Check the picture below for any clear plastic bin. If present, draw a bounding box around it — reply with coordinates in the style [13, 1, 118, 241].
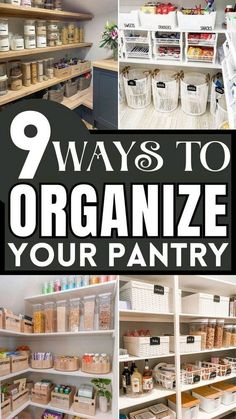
[97, 293, 112, 330]
[189, 319, 207, 350]
[223, 325, 232, 348]
[69, 298, 81, 332]
[33, 304, 45, 333]
[44, 302, 56, 333]
[56, 300, 67, 332]
[206, 319, 216, 349]
[214, 319, 224, 348]
[83, 295, 96, 331]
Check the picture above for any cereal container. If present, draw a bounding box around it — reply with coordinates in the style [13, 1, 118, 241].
[214, 319, 224, 348]
[83, 295, 96, 331]
[97, 292, 113, 330]
[44, 301, 56, 333]
[0, 19, 9, 36]
[33, 303, 45, 333]
[231, 325, 236, 346]
[223, 325, 232, 347]
[57, 300, 68, 332]
[206, 319, 216, 349]
[189, 319, 207, 350]
[69, 298, 81, 332]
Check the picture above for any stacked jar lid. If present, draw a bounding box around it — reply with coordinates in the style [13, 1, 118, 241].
[0, 19, 9, 52]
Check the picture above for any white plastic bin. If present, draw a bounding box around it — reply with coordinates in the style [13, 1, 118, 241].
[192, 387, 222, 413]
[211, 382, 236, 405]
[120, 280, 171, 312]
[210, 75, 224, 115]
[177, 11, 216, 31]
[119, 11, 140, 29]
[170, 335, 201, 354]
[152, 70, 179, 113]
[182, 292, 230, 317]
[139, 11, 177, 30]
[215, 95, 228, 129]
[124, 335, 169, 357]
[168, 393, 200, 419]
[180, 72, 209, 116]
[123, 69, 151, 109]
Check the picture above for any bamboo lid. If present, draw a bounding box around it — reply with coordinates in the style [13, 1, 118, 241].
[168, 392, 200, 408]
[211, 381, 236, 392]
[193, 386, 223, 399]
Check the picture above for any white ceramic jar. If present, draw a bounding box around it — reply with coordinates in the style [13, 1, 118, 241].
[24, 20, 36, 36]
[36, 35, 47, 48]
[0, 36, 10, 52]
[25, 35, 36, 49]
[0, 19, 8, 36]
[11, 35, 24, 51]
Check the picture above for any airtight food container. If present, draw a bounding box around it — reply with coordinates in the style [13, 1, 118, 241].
[192, 386, 222, 413]
[168, 393, 200, 419]
[211, 381, 236, 405]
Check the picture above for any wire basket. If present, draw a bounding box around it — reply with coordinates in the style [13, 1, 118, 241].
[123, 68, 151, 109]
[78, 72, 92, 91]
[215, 95, 228, 129]
[152, 69, 179, 113]
[202, 361, 232, 377]
[64, 79, 78, 98]
[180, 72, 209, 116]
[153, 363, 177, 390]
[181, 364, 202, 385]
[226, 357, 236, 373]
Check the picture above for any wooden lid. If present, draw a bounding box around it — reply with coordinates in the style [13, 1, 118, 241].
[211, 381, 236, 392]
[168, 392, 200, 408]
[193, 386, 223, 399]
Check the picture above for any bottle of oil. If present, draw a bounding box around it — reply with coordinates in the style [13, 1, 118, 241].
[142, 359, 153, 393]
[122, 362, 131, 395]
[131, 366, 142, 396]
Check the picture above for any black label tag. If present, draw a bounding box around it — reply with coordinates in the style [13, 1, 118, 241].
[187, 336, 195, 344]
[226, 368, 232, 375]
[193, 375, 201, 383]
[156, 82, 166, 89]
[200, 26, 212, 31]
[215, 87, 224, 94]
[128, 80, 136, 86]
[187, 85, 197, 92]
[154, 285, 164, 295]
[214, 295, 220, 303]
[150, 337, 160, 345]
[158, 25, 171, 30]
[124, 23, 135, 28]
[210, 371, 217, 379]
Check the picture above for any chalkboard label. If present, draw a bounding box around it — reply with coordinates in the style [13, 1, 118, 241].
[187, 85, 197, 92]
[124, 23, 135, 28]
[226, 368, 232, 375]
[128, 80, 136, 86]
[158, 25, 171, 30]
[214, 295, 220, 303]
[154, 285, 164, 295]
[193, 375, 201, 383]
[215, 87, 224, 94]
[200, 26, 212, 31]
[156, 82, 166, 89]
[210, 371, 217, 379]
[187, 336, 195, 344]
[150, 337, 160, 345]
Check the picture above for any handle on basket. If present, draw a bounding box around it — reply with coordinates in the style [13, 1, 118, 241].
[177, 70, 184, 80]
[143, 69, 152, 77]
[152, 68, 160, 77]
[206, 73, 211, 84]
[121, 66, 130, 76]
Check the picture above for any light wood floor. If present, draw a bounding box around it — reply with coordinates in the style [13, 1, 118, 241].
[119, 101, 215, 130]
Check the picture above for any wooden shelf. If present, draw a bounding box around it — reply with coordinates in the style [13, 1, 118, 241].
[0, 3, 93, 21]
[0, 68, 92, 107]
[0, 42, 92, 61]
[62, 86, 93, 110]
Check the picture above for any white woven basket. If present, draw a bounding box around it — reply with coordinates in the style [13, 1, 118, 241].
[215, 95, 228, 129]
[123, 335, 169, 357]
[152, 70, 179, 113]
[123, 69, 151, 109]
[180, 72, 209, 116]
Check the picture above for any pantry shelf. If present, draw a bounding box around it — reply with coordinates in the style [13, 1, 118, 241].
[119, 386, 175, 410]
[0, 367, 113, 381]
[181, 372, 236, 392]
[25, 280, 116, 303]
[0, 67, 92, 107]
[120, 56, 222, 69]
[179, 275, 236, 296]
[0, 42, 92, 61]
[0, 329, 115, 338]
[0, 3, 93, 21]
[119, 353, 175, 362]
[30, 401, 112, 419]
[119, 309, 174, 322]
[6, 401, 31, 419]
[197, 400, 236, 419]
[181, 346, 236, 356]
[180, 313, 236, 323]
[62, 86, 93, 110]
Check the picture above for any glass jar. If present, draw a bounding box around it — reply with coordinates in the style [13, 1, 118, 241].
[75, 276, 82, 288]
[0, 36, 10, 52]
[206, 319, 216, 349]
[69, 298, 81, 332]
[47, 57, 54, 79]
[81, 275, 90, 287]
[37, 35, 46, 48]
[48, 21, 59, 32]
[5, 0, 20, 4]
[100, 275, 108, 283]
[223, 325, 232, 347]
[80, 28, 84, 43]
[32, 0, 44, 7]
[61, 25, 68, 45]
[10, 35, 24, 51]
[54, 278, 61, 292]
[25, 35, 36, 49]
[214, 319, 224, 348]
[10, 74, 23, 91]
[54, 0, 62, 9]
[90, 276, 100, 285]
[44, 301, 56, 333]
[0, 62, 7, 77]
[74, 27, 79, 43]
[31, 61, 37, 84]
[68, 276, 75, 289]
[21, 0, 32, 5]
[44, 0, 53, 9]
[189, 319, 207, 350]
[33, 303, 45, 333]
[61, 277, 68, 291]
[36, 21, 46, 36]
[47, 279, 54, 294]
[9, 60, 22, 77]
[98, 292, 112, 330]
[37, 60, 44, 82]
[47, 31, 59, 47]
[231, 325, 236, 346]
[68, 23, 75, 44]
[0, 19, 8, 36]
[56, 300, 67, 332]
[83, 295, 96, 331]
[24, 20, 35, 36]
[0, 75, 8, 96]
[42, 281, 48, 294]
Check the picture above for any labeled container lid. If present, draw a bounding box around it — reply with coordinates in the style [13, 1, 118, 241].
[168, 392, 200, 408]
[193, 385, 223, 399]
[211, 381, 236, 392]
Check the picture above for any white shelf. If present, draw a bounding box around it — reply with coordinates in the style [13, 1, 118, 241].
[119, 386, 175, 409]
[119, 353, 175, 362]
[181, 346, 236, 356]
[6, 401, 30, 419]
[180, 313, 236, 323]
[0, 329, 115, 338]
[121, 26, 227, 34]
[0, 367, 113, 381]
[181, 372, 236, 392]
[120, 56, 222, 68]
[222, 57, 236, 129]
[197, 401, 236, 419]
[119, 309, 174, 322]
[179, 276, 236, 296]
[25, 281, 117, 303]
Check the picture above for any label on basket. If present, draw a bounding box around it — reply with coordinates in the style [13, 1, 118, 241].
[210, 371, 217, 379]
[226, 368, 232, 375]
[186, 336, 195, 344]
[124, 23, 135, 28]
[215, 87, 224, 94]
[154, 285, 164, 295]
[213, 295, 220, 303]
[200, 26, 212, 31]
[158, 25, 171, 30]
[128, 80, 136, 86]
[156, 82, 166, 89]
[150, 336, 161, 345]
[187, 85, 197, 92]
[193, 375, 201, 383]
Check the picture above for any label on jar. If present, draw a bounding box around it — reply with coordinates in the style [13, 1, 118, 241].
[37, 36, 47, 47]
[143, 377, 153, 391]
[150, 336, 160, 345]
[132, 378, 140, 393]
[0, 23, 8, 36]
[0, 38, 9, 51]
[154, 285, 164, 295]
[25, 38, 36, 49]
[24, 26, 36, 36]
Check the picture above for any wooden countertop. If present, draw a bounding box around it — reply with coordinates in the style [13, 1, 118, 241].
[92, 59, 118, 72]
[62, 87, 93, 110]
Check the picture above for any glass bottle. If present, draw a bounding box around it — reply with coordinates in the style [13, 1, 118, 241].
[142, 359, 153, 393]
[130, 361, 137, 375]
[131, 367, 143, 396]
[122, 362, 131, 395]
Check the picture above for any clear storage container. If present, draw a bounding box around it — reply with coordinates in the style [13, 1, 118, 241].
[189, 319, 207, 350]
[211, 381, 236, 405]
[83, 295, 96, 331]
[31, 61, 37, 84]
[223, 325, 232, 347]
[231, 325, 236, 346]
[0, 19, 9, 36]
[214, 319, 224, 348]
[37, 60, 43, 82]
[56, 300, 67, 332]
[9, 60, 22, 77]
[206, 319, 216, 349]
[0, 75, 8, 96]
[98, 292, 112, 330]
[10, 74, 22, 91]
[0, 36, 9, 52]
[0, 62, 7, 77]
[192, 387, 222, 413]
[33, 303, 45, 333]
[25, 35, 36, 49]
[44, 302, 56, 333]
[10, 35, 24, 51]
[168, 393, 200, 419]
[69, 298, 81, 332]
[36, 21, 47, 36]
[24, 20, 35, 36]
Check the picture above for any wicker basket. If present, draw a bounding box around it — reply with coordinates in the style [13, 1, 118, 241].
[215, 95, 228, 129]
[64, 79, 78, 98]
[152, 70, 179, 113]
[11, 355, 29, 372]
[226, 357, 236, 373]
[124, 335, 170, 357]
[78, 73, 92, 91]
[123, 68, 151, 109]
[180, 72, 209, 116]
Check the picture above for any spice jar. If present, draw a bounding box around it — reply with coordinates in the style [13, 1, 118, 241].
[31, 61, 37, 84]
[10, 35, 24, 51]
[22, 62, 31, 86]
[0, 75, 8, 96]
[9, 60, 22, 77]
[231, 325, 236, 346]
[61, 25, 68, 45]
[24, 20, 35, 36]
[36, 20, 46, 36]
[33, 303, 45, 333]
[83, 295, 96, 331]
[56, 300, 67, 332]
[0, 62, 7, 77]
[98, 293, 112, 330]
[11, 74, 23, 90]
[223, 324, 232, 347]
[189, 319, 207, 350]
[0, 36, 10, 52]
[69, 298, 81, 332]
[25, 35, 36, 49]
[37, 60, 44, 82]
[37, 35, 47, 48]
[44, 301, 56, 333]
[0, 19, 8, 36]
[206, 319, 216, 349]
[214, 319, 224, 348]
